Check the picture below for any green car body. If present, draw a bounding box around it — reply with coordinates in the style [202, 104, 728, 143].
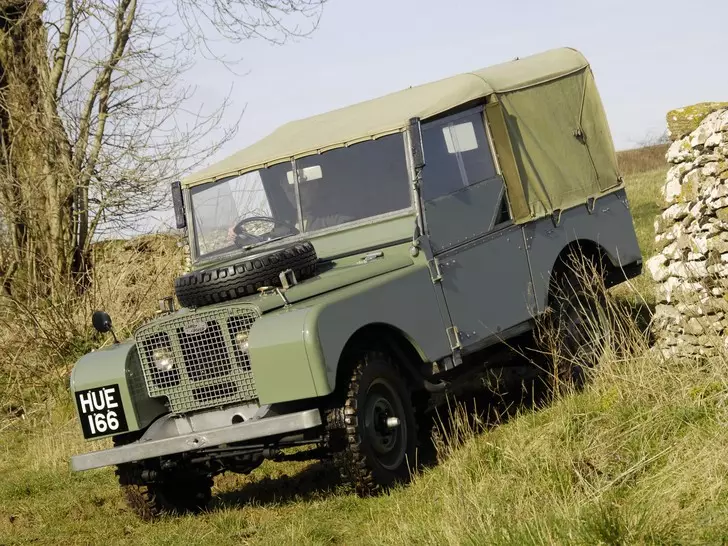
[69, 48, 642, 514]
[71, 238, 451, 440]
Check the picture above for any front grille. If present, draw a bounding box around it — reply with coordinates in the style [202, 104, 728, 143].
[177, 321, 231, 382]
[193, 382, 238, 402]
[135, 307, 259, 413]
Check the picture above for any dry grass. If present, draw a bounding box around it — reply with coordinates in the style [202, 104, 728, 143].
[617, 144, 670, 177]
[5, 292, 728, 544]
[0, 147, 689, 545]
[0, 234, 185, 415]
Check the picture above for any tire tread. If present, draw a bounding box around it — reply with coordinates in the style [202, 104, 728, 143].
[174, 241, 317, 308]
[328, 350, 418, 497]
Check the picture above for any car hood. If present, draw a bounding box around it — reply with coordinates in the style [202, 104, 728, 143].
[252, 248, 414, 313]
[149, 247, 415, 328]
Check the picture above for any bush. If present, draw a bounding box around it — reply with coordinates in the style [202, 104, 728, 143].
[0, 234, 185, 414]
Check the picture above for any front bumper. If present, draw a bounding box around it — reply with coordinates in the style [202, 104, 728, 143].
[71, 408, 322, 472]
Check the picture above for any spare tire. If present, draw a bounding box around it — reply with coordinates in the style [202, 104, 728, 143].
[174, 241, 317, 308]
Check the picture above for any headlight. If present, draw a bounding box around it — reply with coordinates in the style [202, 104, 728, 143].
[234, 330, 249, 352]
[152, 347, 174, 372]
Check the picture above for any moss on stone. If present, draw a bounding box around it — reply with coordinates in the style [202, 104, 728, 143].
[667, 102, 728, 141]
[716, 207, 728, 223]
[678, 177, 699, 202]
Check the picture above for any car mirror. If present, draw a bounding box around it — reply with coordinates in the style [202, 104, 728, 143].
[92, 310, 113, 333]
[171, 180, 186, 229]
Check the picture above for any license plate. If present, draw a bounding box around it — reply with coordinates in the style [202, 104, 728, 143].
[75, 384, 129, 439]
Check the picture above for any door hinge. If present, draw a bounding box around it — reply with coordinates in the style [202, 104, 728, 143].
[428, 258, 443, 283]
[446, 326, 463, 367]
[446, 326, 462, 350]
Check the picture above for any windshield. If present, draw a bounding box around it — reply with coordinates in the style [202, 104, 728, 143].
[189, 133, 412, 260]
[190, 162, 296, 258]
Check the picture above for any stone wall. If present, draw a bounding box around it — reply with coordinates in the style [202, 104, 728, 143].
[666, 102, 728, 141]
[647, 106, 728, 358]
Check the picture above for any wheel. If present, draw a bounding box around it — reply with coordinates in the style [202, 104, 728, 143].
[330, 349, 418, 496]
[174, 240, 317, 308]
[115, 463, 213, 520]
[550, 269, 608, 390]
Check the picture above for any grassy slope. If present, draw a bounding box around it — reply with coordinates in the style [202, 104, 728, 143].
[6, 160, 728, 545]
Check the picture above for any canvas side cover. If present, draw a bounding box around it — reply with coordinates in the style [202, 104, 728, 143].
[494, 68, 621, 222]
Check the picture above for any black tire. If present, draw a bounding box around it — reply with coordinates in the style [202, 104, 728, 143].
[550, 269, 608, 390]
[174, 241, 317, 308]
[331, 349, 418, 496]
[115, 464, 213, 521]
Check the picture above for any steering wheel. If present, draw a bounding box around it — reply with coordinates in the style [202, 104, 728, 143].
[231, 216, 299, 248]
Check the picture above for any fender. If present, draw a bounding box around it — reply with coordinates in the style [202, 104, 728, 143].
[70, 340, 167, 438]
[247, 262, 452, 404]
[523, 189, 643, 313]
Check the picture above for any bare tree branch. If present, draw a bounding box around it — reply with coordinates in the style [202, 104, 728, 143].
[0, 0, 325, 300]
[49, 0, 73, 95]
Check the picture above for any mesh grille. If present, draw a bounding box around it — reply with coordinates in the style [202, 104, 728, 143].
[135, 307, 260, 413]
[177, 321, 231, 382]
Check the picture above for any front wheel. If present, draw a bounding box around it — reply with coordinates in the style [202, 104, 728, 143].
[115, 463, 213, 520]
[331, 349, 418, 496]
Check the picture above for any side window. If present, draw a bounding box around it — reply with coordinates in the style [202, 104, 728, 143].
[295, 134, 411, 232]
[495, 190, 511, 226]
[421, 108, 497, 202]
[486, 179, 512, 229]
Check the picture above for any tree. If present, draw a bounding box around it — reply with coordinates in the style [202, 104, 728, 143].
[0, 0, 324, 299]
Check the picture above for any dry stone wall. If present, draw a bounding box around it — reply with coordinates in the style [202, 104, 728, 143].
[666, 102, 728, 142]
[647, 107, 728, 357]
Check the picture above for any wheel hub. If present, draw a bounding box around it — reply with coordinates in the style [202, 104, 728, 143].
[363, 379, 407, 470]
[369, 396, 397, 452]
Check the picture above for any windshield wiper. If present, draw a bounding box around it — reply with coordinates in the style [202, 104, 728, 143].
[241, 235, 290, 252]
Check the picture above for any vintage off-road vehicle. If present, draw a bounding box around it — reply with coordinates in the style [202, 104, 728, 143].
[70, 47, 642, 519]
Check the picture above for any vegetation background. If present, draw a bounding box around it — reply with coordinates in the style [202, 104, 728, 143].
[6, 144, 725, 546]
[0, 3, 722, 544]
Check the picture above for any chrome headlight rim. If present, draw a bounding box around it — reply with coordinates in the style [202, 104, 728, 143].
[151, 347, 175, 372]
[234, 330, 249, 352]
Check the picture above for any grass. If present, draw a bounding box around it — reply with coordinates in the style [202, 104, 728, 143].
[1, 152, 706, 546]
[611, 165, 665, 304]
[617, 144, 670, 177]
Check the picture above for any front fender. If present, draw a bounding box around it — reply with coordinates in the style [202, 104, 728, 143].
[247, 263, 451, 404]
[70, 341, 167, 438]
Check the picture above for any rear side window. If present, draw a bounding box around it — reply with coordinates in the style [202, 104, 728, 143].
[421, 109, 497, 201]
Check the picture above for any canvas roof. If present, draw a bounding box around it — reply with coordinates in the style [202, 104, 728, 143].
[183, 47, 589, 187]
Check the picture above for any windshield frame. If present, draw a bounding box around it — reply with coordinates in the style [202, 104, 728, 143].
[185, 132, 415, 265]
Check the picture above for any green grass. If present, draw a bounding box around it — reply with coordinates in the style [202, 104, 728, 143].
[612, 166, 665, 304]
[6, 160, 719, 546]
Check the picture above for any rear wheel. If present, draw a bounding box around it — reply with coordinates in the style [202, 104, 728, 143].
[550, 269, 608, 390]
[330, 349, 418, 496]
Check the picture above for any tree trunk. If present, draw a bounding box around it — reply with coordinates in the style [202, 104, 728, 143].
[0, 0, 77, 299]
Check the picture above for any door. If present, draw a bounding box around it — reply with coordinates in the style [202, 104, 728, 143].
[421, 106, 535, 349]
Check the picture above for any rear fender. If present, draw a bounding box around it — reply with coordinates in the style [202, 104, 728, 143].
[524, 189, 642, 313]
